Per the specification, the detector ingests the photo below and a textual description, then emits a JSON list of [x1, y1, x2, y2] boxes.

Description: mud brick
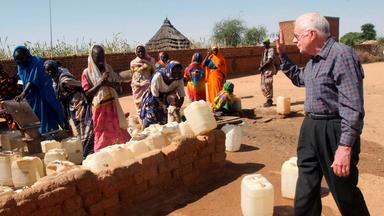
[[62, 195, 83, 214], [180, 152, 197, 165], [31, 204, 62, 216], [0, 208, 18, 216], [199, 142, 216, 157], [206, 130, 216, 146], [68, 208, 88, 216], [124, 161, 142, 176], [158, 160, 170, 174], [196, 135, 209, 150], [82, 191, 103, 207], [168, 159, 180, 170], [215, 141, 226, 153], [75, 172, 99, 195], [161, 142, 181, 160], [214, 129, 226, 147], [133, 181, 148, 195], [104, 205, 121, 216], [195, 155, 212, 170], [182, 170, 200, 186], [171, 169, 181, 180], [143, 167, 159, 181], [14, 198, 37, 215], [159, 172, 172, 187], [37, 186, 76, 208], [211, 152, 227, 163], [180, 163, 193, 176], [134, 170, 145, 184], [87, 195, 119, 215], [133, 188, 160, 204], [98, 172, 121, 198], [0, 194, 16, 209], [119, 186, 134, 203], [136, 149, 164, 169]]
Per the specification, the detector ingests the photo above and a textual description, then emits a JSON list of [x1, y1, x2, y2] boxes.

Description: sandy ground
[[119, 62, 384, 216]]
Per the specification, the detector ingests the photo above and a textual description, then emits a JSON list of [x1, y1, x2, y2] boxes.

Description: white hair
[[295, 12, 330, 38]]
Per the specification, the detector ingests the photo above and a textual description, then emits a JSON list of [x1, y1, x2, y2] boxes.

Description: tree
[[212, 18, 246, 47], [340, 32, 362, 46], [242, 26, 267, 45], [361, 23, 376, 40]]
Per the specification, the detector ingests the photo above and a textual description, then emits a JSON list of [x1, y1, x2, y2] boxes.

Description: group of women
[[0, 44, 230, 158]]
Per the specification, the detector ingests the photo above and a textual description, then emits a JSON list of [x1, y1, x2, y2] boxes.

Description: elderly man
[[276, 13, 370, 216]]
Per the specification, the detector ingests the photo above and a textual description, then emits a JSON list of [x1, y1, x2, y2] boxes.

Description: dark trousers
[[294, 117, 370, 216]]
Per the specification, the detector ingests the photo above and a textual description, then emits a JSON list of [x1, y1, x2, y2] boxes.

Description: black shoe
[[263, 99, 273, 107]]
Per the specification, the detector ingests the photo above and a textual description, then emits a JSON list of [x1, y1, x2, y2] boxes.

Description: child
[[166, 94, 181, 123]]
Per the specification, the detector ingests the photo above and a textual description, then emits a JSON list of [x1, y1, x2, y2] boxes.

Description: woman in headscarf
[[130, 45, 155, 112], [81, 45, 130, 152], [13, 46, 64, 134], [212, 81, 235, 114], [184, 52, 206, 102], [0, 64, 21, 129], [44, 60, 94, 158], [139, 61, 185, 127], [202, 46, 227, 103], [155, 51, 169, 70]]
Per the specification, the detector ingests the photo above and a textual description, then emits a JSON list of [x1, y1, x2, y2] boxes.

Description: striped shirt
[[280, 37, 365, 147]]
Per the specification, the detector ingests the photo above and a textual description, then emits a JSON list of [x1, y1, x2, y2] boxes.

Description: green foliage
[[361, 23, 376, 40], [242, 26, 267, 45], [213, 18, 246, 47], [0, 33, 131, 60], [340, 32, 363, 46]]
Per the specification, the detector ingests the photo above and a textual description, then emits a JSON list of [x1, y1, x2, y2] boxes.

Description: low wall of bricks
[[0, 129, 226, 216]]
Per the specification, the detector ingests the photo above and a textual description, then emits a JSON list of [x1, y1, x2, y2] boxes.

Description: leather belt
[[305, 112, 341, 120]]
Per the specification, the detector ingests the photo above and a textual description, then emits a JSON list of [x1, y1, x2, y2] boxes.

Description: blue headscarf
[[13, 45, 64, 133], [158, 60, 182, 84]]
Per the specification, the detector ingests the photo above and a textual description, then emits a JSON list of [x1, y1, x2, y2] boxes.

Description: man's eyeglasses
[[293, 30, 311, 40]]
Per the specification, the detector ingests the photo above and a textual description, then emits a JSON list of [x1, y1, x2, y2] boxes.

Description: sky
[[0, 0, 383, 49]]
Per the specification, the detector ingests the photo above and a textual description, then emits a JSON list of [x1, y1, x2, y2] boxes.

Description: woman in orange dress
[[202, 46, 227, 103]]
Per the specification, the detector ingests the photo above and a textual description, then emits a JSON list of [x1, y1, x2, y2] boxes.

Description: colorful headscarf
[[191, 52, 202, 63], [223, 81, 234, 92], [159, 61, 182, 84]]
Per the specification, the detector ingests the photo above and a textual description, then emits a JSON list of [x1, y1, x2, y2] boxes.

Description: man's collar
[[316, 37, 335, 59]]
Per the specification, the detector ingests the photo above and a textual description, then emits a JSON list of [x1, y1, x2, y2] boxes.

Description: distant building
[[279, 16, 339, 45], [145, 18, 192, 51]]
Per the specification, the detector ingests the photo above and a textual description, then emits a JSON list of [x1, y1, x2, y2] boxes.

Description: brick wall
[[0, 129, 226, 216], [0, 45, 308, 81], [279, 16, 340, 45]]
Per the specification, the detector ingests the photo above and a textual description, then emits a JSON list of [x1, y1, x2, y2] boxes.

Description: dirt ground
[[119, 62, 384, 216]]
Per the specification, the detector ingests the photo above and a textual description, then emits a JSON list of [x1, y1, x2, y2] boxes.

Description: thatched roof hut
[[145, 18, 192, 51]]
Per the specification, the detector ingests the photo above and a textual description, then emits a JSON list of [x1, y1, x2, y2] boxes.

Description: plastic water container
[[0, 130, 26, 151], [11, 156, 45, 188], [82, 151, 116, 173], [241, 174, 274, 216], [281, 157, 298, 199], [179, 121, 195, 138], [0, 151, 17, 186], [221, 124, 242, 152], [100, 144, 134, 166], [183, 100, 217, 136], [0, 186, 14, 197], [61, 137, 83, 164], [46, 160, 76, 176], [43, 148, 68, 166], [144, 133, 169, 150], [41, 140, 62, 153], [126, 140, 150, 157], [276, 96, 291, 115]]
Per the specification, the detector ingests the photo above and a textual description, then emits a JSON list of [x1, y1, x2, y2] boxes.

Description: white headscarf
[[86, 45, 127, 129]]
